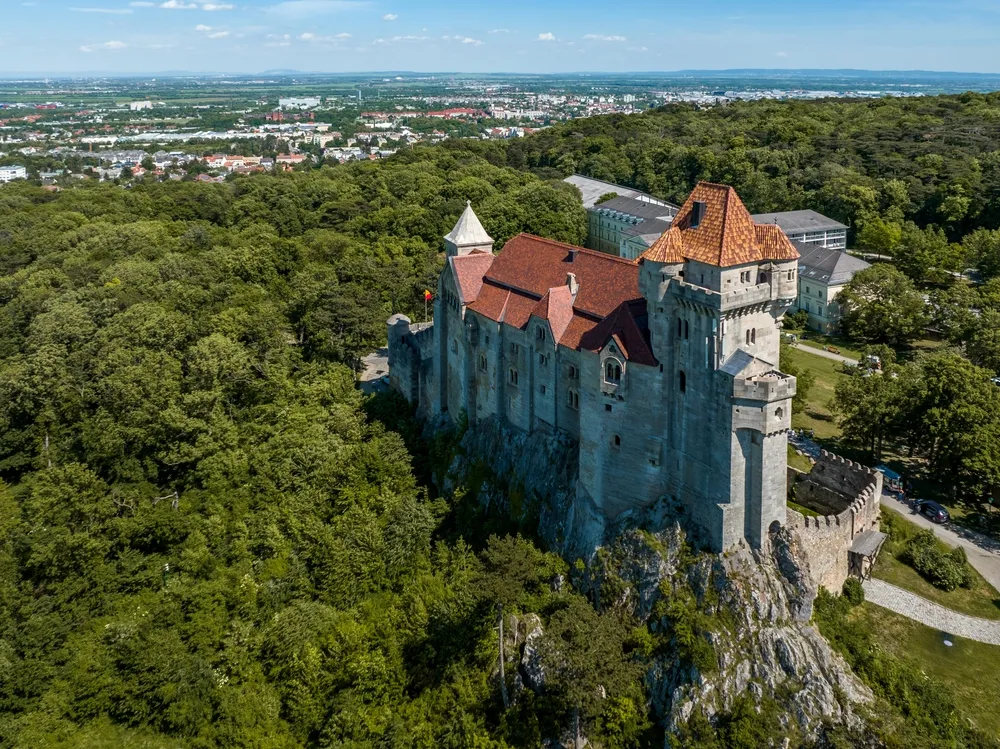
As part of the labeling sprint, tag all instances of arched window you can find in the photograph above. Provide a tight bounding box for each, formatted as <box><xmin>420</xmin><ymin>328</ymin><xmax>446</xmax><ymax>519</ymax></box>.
<box><xmin>746</xmin><ymin>330</ymin><xmax>750</xmax><ymax>345</ymax></box>
<box><xmin>613</xmin><ymin>434</ymin><xmax>621</xmax><ymax>447</ymax></box>
<box><xmin>775</xmin><ymin>407</ymin><xmax>784</xmax><ymax>419</ymax></box>
<box><xmin>751</xmin><ymin>328</ymin><xmax>756</xmax><ymax>344</ymax></box>
<box><xmin>679</xmin><ymin>370</ymin><xmax>686</xmax><ymax>392</ymax></box>
<box><xmin>508</xmin><ymin>368</ymin><xmax>518</xmax><ymax>386</ymax></box>
<box><xmin>677</xmin><ymin>317</ymin><xmax>682</xmax><ymax>338</ymax></box>
<box><xmin>683</xmin><ymin>320</ymin><xmax>689</xmax><ymax>340</ymax></box>
<box><xmin>604</xmin><ymin>359</ymin><xmax>622</xmax><ymax>383</ymax></box>
<box><xmin>759</xmin><ymin>272</ymin><xmax>767</xmax><ymax>284</ymax></box>
<box><xmin>479</xmin><ymin>354</ymin><xmax>488</xmax><ymax>371</ymax></box>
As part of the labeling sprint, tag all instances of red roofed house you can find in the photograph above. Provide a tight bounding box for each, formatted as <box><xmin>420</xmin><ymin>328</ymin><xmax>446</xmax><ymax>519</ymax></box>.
<box><xmin>389</xmin><ymin>183</ymin><xmax>803</xmax><ymax>553</ymax></box>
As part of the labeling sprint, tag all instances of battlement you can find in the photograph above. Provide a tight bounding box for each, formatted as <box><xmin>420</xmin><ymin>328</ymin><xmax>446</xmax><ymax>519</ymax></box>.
<box><xmin>732</xmin><ymin>371</ymin><xmax>796</xmax><ymax>403</ymax></box>
<box><xmin>721</xmin><ymin>282</ymin><xmax>773</xmax><ymax>311</ymax></box>
<box><xmin>787</xmin><ymin>449</ymin><xmax>883</xmax><ymax>592</ymax></box>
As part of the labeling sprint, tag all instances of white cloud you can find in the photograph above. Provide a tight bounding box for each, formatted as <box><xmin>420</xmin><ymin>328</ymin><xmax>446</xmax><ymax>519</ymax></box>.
<box><xmin>460</xmin><ymin>37</ymin><xmax>482</xmax><ymax>45</ymax></box>
<box><xmin>160</xmin><ymin>0</ymin><xmax>197</xmax><ymax>7</ymax></box>
<box><xmin>488</xmin><ymin>28</ymin><xmax>509</xmax><ymax>34</ymax></box>
<box><xmin>382</xmin><ymin>12</ymin><xmax>397</xmax><ymax>20</ymax></box>
<box><xmin>300</xmin><ymin>31</ymin><xmax>350</xmax><ymax>42</ymax></box>
<box><xmin>583</xmin><ymin>33</ymin><xmax>626</xmax><ymax>41</ymax></box>
<box><xmin>80</xmin><ymin>40</ymin><xmax>128</xmax><ymax>52</ymax></box>
<box><xmin>195</xmin><ymin>23</ymin><xmax>212</xmax><ymax>30</ymax></box>
<box><xmin>537</xmin><ymin>32</ymin><xmax>556</xmax><ymax>41</ymax></box>
<box><xmin>207</xmin><ymin>30</ymin><xmax>229</xmax><ymax>37</ymax></box>
<box><xmin>201</xmin><ymin>2</ymin><xmax>233</xmax><ymax>8</ymax></box>
<box><xmin>70</xmin><ymin>7</ymin><xmax>134</xmax><ymax>13</ymax></box>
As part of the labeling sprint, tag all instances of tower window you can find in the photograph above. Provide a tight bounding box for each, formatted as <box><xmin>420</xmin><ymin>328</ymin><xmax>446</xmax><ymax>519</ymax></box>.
<box><xmin>479</xmin><ymin>354</ymin><xmax>488</xmax><ymax>371</ymax></box>
<box><xmin>604</xmin><ymin>359</ymin><xmax>622</xmax><ymax>383</ymax></box>
<box><xmin>613</xmin><ymin>434</ymin><xmax>621</xmax><ymax>447</ymax></box>
<box><xmin>605</xmin><ymin>404</ymin><xmax>613</xmax><ymax>412</ymax></box>
<box><xmin>759</xmin><ymin>272</ymin><xmax>767</xmax><ymax>284</ymax></box>
<box><xmin>679</xmin><ymin>370</ymin><xmax>686</xmax><ymax>393</ymax></box>
<box><xmin>684</xmin><ymin>320</ymin><xmax>689</xmax><ymax>340</ymax></box>
<box><xmin>508</xmin><ymin>368</ymin><xmax>518</xmax><ymax>386</ymax></box>
<box><xmin>567</xmin><ymin>389</ymin><xmax>579</xmax><ymax>409</ymax></box>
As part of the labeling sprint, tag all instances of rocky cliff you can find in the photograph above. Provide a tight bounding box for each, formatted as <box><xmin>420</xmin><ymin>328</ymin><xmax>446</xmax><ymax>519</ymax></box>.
<box><xmin>445</xmin><ymin>417</ymin><xmax>873</xmax><ymax>742</ymax></box>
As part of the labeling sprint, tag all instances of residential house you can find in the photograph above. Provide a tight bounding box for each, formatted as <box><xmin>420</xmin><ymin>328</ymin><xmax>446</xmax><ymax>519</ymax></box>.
<box><xmin>792</xmin><ymin>242</ymin><xmax>871</xmax><ymax>332</ymax></box>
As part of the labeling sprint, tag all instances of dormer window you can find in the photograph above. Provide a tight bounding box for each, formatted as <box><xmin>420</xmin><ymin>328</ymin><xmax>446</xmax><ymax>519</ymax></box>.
<box><xmin>691</xmin><ymin>201</ymin><xmax>706</xmax><ymax>228</ymax></box>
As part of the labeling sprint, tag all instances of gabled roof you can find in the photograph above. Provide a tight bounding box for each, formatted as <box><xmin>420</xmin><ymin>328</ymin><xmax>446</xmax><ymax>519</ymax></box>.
<box><xmin>449</xmin><ymin>251</ymin><xmax>495</xmax><ymax>304</ymax></box>
<box><xmin>530</xmin><ymin>285</ymin><xmax>576</xmax><ymax>343</ymax></box>
<box><xmin>639</xmin><ymin>182</ymin><xmax>800</xmax><ymax>268</ymax></box>
<box><xmin>794</xmin><ymin>241</ymin><xmax>871</xmax><ymax>285</ymax></box>
<box><xmin>445</xmin><ymin>201</ymin><xmax>493</xmax><ymax>247</ymax></box>
<box><xmin>466</xmin><ymin>233</ymin><xmax>654</xmax><ymax>364</ymax></box>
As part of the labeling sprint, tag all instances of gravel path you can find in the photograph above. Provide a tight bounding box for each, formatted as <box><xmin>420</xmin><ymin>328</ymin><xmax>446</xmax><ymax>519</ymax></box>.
<box><xmin>789</xmin><ymin>341</ymin><xmax>858</xmax><ymax>365</ymax></box>
<box><xmin>863</xmin><ymin>579</ymin><xmax>1000</xmax><ymax>645</ymax></box>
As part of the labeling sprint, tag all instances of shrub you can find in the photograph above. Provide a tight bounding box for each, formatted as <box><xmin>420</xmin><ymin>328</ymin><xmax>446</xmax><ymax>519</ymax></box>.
<box><xmin>904</xmin><ymin>530</ymin><xmax>974</xmax><ymax>591</ymax></box>
<box><xmin>595</xmin><ymin>191</ymin><xmax>618</xmax><ymax>205</ymax></box>
<box><xmin>786</xmin><ymin>309</ymin><xmax>810</xmax><ymax>330</ymax></box>
<box><xmin>842</xmin><ymin>577</ymin><xmax>865</xmax><ymax>605</ymax></box>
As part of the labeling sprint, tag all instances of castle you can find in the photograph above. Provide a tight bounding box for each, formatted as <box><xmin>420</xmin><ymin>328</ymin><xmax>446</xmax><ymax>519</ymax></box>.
<box><xmin>389</xmin><ymin>181</ymin><xmax>817</xmax><ymax>554</ymax></box>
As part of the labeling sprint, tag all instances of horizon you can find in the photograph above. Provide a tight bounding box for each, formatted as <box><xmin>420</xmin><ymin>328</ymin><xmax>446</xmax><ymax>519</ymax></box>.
<box><xmin>4</xmin><ymin>0</ymin><xmax>1000</xmax><ymax>75</ymax></box>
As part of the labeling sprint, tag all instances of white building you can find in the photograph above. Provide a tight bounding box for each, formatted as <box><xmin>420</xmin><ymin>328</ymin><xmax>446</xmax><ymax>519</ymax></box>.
<box><xmin>751</xmin><ymin>210</ymin><xmax>848</xmax><ymax>250</ymax></box>
<box><xmin>278</xmin><ymin>97</ymin><xmax>321</xmax><ymax>110</ymax></box>
<box><xmin>0</xmin><ymin>165</ymin><xmax>27</xmax><ymax>183</ymax></box>
<box><xmin>129</xmin><ymin>101</ymin><xmax>154</xmax><ymax>111</ymax></box>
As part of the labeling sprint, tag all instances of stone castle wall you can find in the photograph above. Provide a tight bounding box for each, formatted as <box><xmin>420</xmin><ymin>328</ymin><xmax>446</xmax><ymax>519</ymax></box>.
<box><xmin>787</xmin><ymin>451</ymin><xmax>883</xmax><ymax>592</ymax></box>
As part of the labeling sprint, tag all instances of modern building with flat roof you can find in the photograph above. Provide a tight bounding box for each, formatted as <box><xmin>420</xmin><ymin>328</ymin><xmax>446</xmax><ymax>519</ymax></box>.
<box><xmin>564</xmin><ymin>173</ymin><xmax>673</xmax><ymax>209</ymax></box>
<box><xmin>792</xmin><ymin>242</ymin><xmax>871</xmax><ymax>332</ymax></box>
<box><xmin>586</xmin><ymin>194</ymin><xmax>679</xmax><ymax>255</ymax></box>
<box><xmin>751</xmin><ymin>209</ymin><xmax>848</xmax><ymax>250</ymax></box>
<box><xmin>0</xmin><ymin>165</ymin><xmax>26</xmax><ymax>183</ymax></box>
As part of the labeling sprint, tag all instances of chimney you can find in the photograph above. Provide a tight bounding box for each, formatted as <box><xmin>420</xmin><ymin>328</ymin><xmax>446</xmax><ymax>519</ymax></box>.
<box><xmin>566</xmin><ymin>272</ymin><xmax>579</xmax><ymax>296</ymax></box>
<box><xmin>568</xmin><ymin>249</ymin><xmax>578</xmax><ymax>263</ymax></box>
<box><xmin>691</xmin><ymin>201</ymin><xmax>707</xmax><ymax>228</ymax></box>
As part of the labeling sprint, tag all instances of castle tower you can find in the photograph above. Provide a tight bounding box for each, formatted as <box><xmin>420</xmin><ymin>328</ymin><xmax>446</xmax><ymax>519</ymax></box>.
<box><xmin>444</xmin><ymin>201</ymin><xmax>494</xmax><ymax>257</ymax></box>
<box><xmin>637</xmin><ymin>182</ymin><xmax>799</xmax><ymax>552</ymax></box>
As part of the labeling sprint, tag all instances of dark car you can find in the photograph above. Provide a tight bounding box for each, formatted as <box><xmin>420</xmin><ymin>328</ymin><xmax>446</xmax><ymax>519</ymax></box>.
<box><xmin>915</xmin><ymin>499</ymin><xmax>950</xmax><ymax>524</ymax></box>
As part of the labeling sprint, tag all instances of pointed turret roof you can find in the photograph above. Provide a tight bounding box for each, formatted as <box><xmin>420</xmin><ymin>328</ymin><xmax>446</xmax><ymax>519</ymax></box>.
<box><xmin>445</xmin><ymin>201</ymin><xmax>493</xmax><ymax>247</ymax></box>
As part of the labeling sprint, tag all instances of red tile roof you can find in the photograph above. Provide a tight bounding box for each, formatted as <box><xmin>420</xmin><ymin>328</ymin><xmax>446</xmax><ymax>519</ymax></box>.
<box><xmin>467</xmin><ymin>233</ymin><xmax>654</xmax><ymax>363</ymax></box>
<box><xmin>639</xmin><ymin>182</ymin><xmax>799</xmax><ymax>268</ymax></box>
<box><xmin>449</xmin><ymin>251</ymin><xmax>494</xmax><ymax>304</ymax></box>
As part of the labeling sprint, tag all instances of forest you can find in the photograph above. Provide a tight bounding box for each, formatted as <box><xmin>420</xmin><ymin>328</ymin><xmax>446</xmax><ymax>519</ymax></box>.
<box><xmin>3</xmin><ymin>93</ymin><xmax>1000</xmax><ymax>747</ymax></box>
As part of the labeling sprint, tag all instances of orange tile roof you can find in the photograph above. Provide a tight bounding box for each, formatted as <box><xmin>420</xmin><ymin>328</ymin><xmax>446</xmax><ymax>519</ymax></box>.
<box><xmin>639</xmin><ymin>182</ymin><xmax>799</xmax><ymax>268</ymax></box>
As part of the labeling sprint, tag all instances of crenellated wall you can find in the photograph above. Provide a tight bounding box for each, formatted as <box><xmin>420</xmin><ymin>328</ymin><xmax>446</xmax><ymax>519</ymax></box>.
<box><xmin>387</xmin><ymin>314</ymin><xmax>437</xmax><ymax>420</ymax></box>
<box><xmin>787</xmin><ymin>450</ymin><xmax>883</xmax><ymax>592</ymax></box>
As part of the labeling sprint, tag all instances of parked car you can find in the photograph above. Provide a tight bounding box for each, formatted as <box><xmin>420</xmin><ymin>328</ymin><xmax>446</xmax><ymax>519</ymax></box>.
<box><xmin>914</xmin><ymin>499</ymin><xmax>950</xmax><ymax>524</ymax></box>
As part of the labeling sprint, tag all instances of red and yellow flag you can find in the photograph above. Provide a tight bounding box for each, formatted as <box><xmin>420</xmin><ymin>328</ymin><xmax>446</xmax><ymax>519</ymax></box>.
<box><xmin>423</xmin><ymin>289</ymin><xmax>432</xmax><ymax>301</ymax></box>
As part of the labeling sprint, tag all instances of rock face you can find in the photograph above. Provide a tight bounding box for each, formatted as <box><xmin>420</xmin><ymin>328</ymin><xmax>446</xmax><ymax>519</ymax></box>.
<box><xmin>446</xmin><ymin>417</ymin><xmax>873</xmax><ymax>740</ymax></box>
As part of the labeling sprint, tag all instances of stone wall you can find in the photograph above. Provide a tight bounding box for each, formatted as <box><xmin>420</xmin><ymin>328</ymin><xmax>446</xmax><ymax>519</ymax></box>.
<box><xmin>787</xmin><ymin>451</ymin><xmax>883</xmax><ymax>592</ymax></box>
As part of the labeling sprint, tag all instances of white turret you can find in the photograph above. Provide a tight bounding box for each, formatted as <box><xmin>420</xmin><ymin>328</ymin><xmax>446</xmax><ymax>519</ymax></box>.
<box><xmin>444</xmin><ymin>201</ymin><xmax>494</xmax><ymax>257</ymax></box>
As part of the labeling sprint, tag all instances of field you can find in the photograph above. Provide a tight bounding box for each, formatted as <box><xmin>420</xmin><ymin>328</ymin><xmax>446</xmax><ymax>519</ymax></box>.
<box><xmin>852</xmin><ymin>602</ymin><xmax>1000</xmax><ymax>738</ymax></box>
<box><xmin>784</xmin><ymin>345</ymin><xmax>847</xmax><ymax>440</ymax></box>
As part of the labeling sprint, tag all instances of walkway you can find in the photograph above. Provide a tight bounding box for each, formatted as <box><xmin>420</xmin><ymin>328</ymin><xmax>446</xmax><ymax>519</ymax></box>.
<box><xmin>880</xmin><ymin>493</ymin><xmax>1000</xmax><ymax>593</ymax></box>
<box><xmin>789</xmin><ymin>341</ymin><xmax>858</xmax><ymax>366</ymax></box>
<box><xmin>863</xmin><ymin>579</ymin><xmax>1000</xmax><ymax>645</ymax></box>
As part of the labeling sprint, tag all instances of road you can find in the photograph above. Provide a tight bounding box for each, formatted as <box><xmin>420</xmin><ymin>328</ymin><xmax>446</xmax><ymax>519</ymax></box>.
<box><xmin>881</xmin><ymin>492</ymin><xmax>1000</xmax><ymax>593</ymax></box>
<box><xmin>358</xmin><ymin>348</ymin><xmax>390</xmax><ymax>395</ymax></box>
<box><xmin>863</xmin><ymin>578</ymin><xmax>1000</xmax><ymax>644</ymax></box>
<box><xmin>789</xmin><ymin>341</ymin><xmax>858</xmax><ymax>366</ymax></box>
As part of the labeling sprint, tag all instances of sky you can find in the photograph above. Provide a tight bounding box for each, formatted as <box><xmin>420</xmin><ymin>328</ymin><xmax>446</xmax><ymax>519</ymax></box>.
<box><xmin>1</xmin><ymin>0</ymin><xmax>1000</xmax><ymax>75</ymax></box>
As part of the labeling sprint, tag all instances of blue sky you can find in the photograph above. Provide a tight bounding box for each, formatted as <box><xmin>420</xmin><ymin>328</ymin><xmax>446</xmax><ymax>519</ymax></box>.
<box><xmin>2</xmin><ymin>0</ymin><xmax>1000</xmax><ymax>74</ymax></box>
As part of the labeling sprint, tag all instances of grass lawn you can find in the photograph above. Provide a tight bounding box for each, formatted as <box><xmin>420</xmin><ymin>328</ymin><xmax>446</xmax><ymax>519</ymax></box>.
<box><xmin>787</xmin><ymin>443</ymin><xmax>814</xmax><ymax>473</ymax></box>
<box><xmin>851</xmin><ymin>602</ymin><xmax>1000</xmax><ymax>738</ymax></box>
<box><xmin>784</xmin><ymin>346</ymin><xmax>847</xmax><ymax>440</ymax></box>
<box><xmin>796</xmin><ymin>333</ymin><xmax>864</xmax><ymax>361</ymax></box>
<box><xmin>872</xmin><ymin>509</ymin><xmax>1000</xmax><ymax>620</ymax></box>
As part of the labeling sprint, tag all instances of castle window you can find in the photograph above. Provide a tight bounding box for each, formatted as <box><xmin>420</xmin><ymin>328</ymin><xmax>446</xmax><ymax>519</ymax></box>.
<box><xmin>604</xmin><ymin>359</ymin><xmax>622</xmax><ymax>383</ymax></box>
<box><xmin>568</xmin><ymin>364</ymin><xmax>578</xmax><ymax>379</ymax></box>
<box><xmin>679</xmin><ymin>370</ymin><xmax>686</xmax><ymax>392</ymax></box>
<box><xmin>567</xmin><ymin>389</ymin><xmax>579</xmax><ymax>409</ymax></box>
<box><xmin>677</xmin><ymin>318</ymin><xmax>682</xmax><ymax>338</ymax></box>
<box><xmin>508</xmin><ymin>368</ymin><xmax>518</xmax><ymax>387</ymax></box>
<box><xmin>605</xmin><ymin>404</ymin><xmax>612</xmax><ymax>412</ymax></box>
<box><xmin>540</xmin><ymin>385</ymin><xmax>546</xmax><ymax>395</ymax></box>
<box><xmin>536</xmin><ymin>326</ymin><xmax>546</xmax><ymax>342</ymax></box>
<box><xmin>759</xmin><ymin>272</ymin><xmax>767</xmax><ymax>284</ymax></box>
<box><xmin>684</xmin><ymin>320</ymin><xmax>689</xmax><ymax>340</ymax></box>
<box><xmin>479</xmin><ymin>354</ymin><xmax>488</xmax><ymax>372</ymax></box>
<box><xmin>613</xmin><ymin>434</ymin><xmax>621</xmax><ymax>448</ymax></box>
<box><xmin>510</xmin><ymin>342</ymin><xmax>518</xmax><ymax>354</ymax></box>
<box><xmin>485</xmin><ymin>334</ymin><xmax>490</xmax><ymax>345</ymax></box>
<box><xmin>775</xmin><ymin>407</ymin><xmax>784</xmax><ymax>419</ymax></box>
<box><xmin>752</xmin><ymin>329</ymin><xmax>756</xmax><ymax>344</ymax></box>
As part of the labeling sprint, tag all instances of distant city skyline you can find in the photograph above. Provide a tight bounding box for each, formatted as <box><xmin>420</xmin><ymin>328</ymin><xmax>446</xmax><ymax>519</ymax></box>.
<box><xmin>2</xmin><ymin>0</ymin><xmax>1000</xmax><ymax>75</ymax></box>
